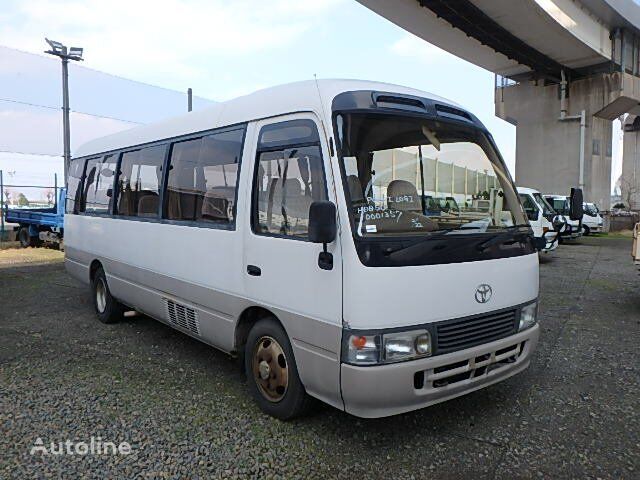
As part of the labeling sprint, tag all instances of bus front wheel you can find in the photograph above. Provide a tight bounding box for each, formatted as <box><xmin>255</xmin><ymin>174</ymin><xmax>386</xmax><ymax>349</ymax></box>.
<box><xmin>244</xmin><ymin>317</ymin><xmax>312</xmax><ymax>420</ymax></box>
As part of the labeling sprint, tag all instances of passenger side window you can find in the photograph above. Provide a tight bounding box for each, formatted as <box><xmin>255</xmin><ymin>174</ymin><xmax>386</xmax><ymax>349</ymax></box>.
<box><xmin>166</xmin><ymin>128</ymin><xmax>244</xmax><ymax>225</ymax></box>
<box><xmin>116</xmin><ymin>145</ymin><xmax>165</xmax><ymax>217</ymax></box>
<box><xmin>253</xmin><ymin>120</ymin><xmax>327</xmax><ymax>238</ymax></box>
<box><xmin>66</xmin><ymin>158</ymin><xmax>86</xmax><ymax>214</ymax></box>
<box><xmin>83</xmin><ymin>155</ymin><xmax>117</xmax><ymax>214</ymax></box>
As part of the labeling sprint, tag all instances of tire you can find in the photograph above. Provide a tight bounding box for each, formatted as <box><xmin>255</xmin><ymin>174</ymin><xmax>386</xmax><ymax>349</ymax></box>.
<box><xmin>582</xmin><ymin>225</ymin><xmax>590</xmax><ymax>236</ymax></box>
<box><xmin>18</xmin><ymin>227</ymin><xmax>32</xmax><ymax>248</ymax></box>
<box><xmin>244</xmin><ymin>317</ymin><xmax>312</xmax><ymax>420</ymax></box>
<box><xmin>91</xmin><ymin>267</ymin><xmax>124</xmax><ymax>324</ymax></box>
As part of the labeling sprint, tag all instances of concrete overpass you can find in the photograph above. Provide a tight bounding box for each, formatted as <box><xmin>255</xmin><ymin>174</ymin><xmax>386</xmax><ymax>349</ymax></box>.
<box><xmin>358</xmin><ymin>0</ymin><xmax>640</xmax><ymax>209</ymax></box>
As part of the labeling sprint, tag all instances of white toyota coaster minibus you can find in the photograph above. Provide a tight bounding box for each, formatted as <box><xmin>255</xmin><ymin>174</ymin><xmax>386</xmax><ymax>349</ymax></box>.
<box><xmin>65</xmin><ymin>80</ymin><xmax>540</xmax><ymax>419</ymax></box>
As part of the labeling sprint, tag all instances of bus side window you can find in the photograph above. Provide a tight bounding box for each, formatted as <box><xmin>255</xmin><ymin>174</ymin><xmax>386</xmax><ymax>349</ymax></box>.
<box><xmin>253</xmin><ymin>146</ymin><xmax>327</xmax><ymax>238</ymax></box>
<box><xmin>116</xmin><ymin>145</ymin><xmax>165</xmax><ymax>218</ymax></box>
<box><xmin>84</xmin><ymin>154</ymin><xmax>117</xmax><ymax>214</ymax></box>
<box><xmin>166</xmin><ymin>128</ymin><xmax>244</xmax><ymax>226</ymax></box>
<box><xmin>252</xmin><ymin>119</ymin><xmax>327</xmax><ymax>239</ymax></box>
<box><xmin>66</xmin><ymin>158</ymin><xmax>87</xmax><ymax>214</ymax></box>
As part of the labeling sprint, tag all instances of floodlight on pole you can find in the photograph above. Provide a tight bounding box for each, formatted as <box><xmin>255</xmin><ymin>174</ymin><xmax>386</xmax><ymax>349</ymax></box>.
<box><xmin>44</xmin><ymin>38</ymin><xmax>84</xmax><ymax>182</ymax></box>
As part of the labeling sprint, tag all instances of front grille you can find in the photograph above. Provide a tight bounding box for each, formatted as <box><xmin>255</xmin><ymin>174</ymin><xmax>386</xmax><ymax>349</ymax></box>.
<box><xmin>435</xmin><ymin>309</ymin><xmax>517</xmax><ymax>354</ymax></box>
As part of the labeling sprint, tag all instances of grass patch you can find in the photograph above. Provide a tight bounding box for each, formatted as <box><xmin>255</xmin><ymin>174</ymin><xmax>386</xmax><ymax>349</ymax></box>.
<box><xmin>0</xmin><ymin>247</ymin><xmax>63</xmax><ymax>268</ymax></box>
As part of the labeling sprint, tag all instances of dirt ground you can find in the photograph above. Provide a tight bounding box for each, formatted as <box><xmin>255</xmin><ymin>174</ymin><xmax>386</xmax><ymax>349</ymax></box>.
<box><xmin>1</xmin><ymin>236</ymin><xmax>638</xmax><ymax>478</ymax></box>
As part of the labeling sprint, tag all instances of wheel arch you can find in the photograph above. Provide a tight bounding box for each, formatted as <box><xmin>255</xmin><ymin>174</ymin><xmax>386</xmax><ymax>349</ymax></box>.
<box><xmin>234</xmin><ymin>305</ymin><xmax>285</xmax><ymax>354</ymax></box>
<box><xmin>89</xmin><ymin>259</ymin><xmax>103</xmax><ymax>282</ymax></box>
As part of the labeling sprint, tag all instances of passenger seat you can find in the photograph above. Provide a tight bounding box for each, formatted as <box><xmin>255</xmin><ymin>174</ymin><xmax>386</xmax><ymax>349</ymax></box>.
<box><xmin>137</xmin><ymin>192</ymin><xmax>159</xmax><ymax>217</ymax></box>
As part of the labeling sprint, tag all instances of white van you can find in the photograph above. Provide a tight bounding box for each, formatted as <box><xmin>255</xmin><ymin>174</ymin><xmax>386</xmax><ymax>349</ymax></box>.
<box><xmin>582</xmin><ymin>202</ymin><xmax>603</xmax><ymax>234</ymax></box>
<box><xmin>517</xmin><ymin>187</ymin><xmax>561</xmax><ymax>253</ymax></box>
<box><xmin>544</xmin><ymin>194</ymin><xmax>582</xmax><ymax>241</ymax></box>
<box><xmin>65</xmin><ymin>80</ymin><xmax>540</xmax><ymax>419</ymax></box>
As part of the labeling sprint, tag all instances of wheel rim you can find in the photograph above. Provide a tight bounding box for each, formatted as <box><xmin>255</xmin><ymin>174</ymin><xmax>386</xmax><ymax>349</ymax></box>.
<box><xmin>95</xmin><ymin>278</ymin><xmax>107</xmax><ymax>313</ymax></box>
<box><xmin>252</xmin><ymin>335</ymin><xmax>289</xmax><ymax>402</ymax></box>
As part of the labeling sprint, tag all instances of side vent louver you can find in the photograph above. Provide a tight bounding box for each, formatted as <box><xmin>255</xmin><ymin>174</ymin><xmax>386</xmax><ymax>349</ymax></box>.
<box><xmin>164</xmin><ymin>298</ymin><xmax>200</xmax><ymax>336</ymax></box>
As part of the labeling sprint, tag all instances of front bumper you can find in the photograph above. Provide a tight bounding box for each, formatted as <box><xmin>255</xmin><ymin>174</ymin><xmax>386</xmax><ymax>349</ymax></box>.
<box><xmin>561</xmin><ymin>224</ymin><xmax>582</xmax><ymax>239</ymax></box>
<box><xmin>341</xmin><ymin>324</ymin><xmax>540</xmax><ymax>418</ymax></box>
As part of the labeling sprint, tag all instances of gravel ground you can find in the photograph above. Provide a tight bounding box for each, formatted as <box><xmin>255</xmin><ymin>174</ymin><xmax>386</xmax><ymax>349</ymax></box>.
<box><xmin>1</xmin><ymin>236</ymin><xmax>638</xmax><ymax>479</ymax></box>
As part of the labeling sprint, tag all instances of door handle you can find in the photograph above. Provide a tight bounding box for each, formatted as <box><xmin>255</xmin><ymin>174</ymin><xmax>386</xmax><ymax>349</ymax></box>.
<box><xmin>247</xmin><ymin>265</ymin><xmax>261</xmax><ymax>276</ymax></box>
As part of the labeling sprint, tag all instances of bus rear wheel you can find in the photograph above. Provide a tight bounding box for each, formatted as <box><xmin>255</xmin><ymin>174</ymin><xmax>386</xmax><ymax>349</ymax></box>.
<box><xmin>244</xmin><ymin>317</ymin><xmax>312</xmax><ymax>420</ymax></box>
<box><xmin>91</xmin><ymin>267</ymin><xmax>124</xmax><ymax>324</ymax></box>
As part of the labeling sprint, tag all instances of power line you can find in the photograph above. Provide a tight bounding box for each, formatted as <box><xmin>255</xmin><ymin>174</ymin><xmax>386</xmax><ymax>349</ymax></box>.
<box><xmin>0</xmin><ymin>97</ymin><xmax>143</xmax><ymax>125</ymax></box>
<box><xmin>1</xmin><ymin>44</ymin><xmax>213</xmax><ymax>101</ymax></box>
<box><xmin>0</xmin><ymin>149</ymin><xmax>62</xmax><ymax>157</ymax></box>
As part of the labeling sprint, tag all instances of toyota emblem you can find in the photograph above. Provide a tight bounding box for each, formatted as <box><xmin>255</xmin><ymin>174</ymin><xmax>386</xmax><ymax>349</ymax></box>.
<box><xmin>475</xmin><ymin>284</ymin><xmax>493</xmax><ymax>303</ymax></box>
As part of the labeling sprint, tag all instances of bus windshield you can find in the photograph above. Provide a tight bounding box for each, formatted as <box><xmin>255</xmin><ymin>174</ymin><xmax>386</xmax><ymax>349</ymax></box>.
<box><xmin>335</xmin><ymin>113</ymin><xmax>525</xmax><ymax>238</ymax></box>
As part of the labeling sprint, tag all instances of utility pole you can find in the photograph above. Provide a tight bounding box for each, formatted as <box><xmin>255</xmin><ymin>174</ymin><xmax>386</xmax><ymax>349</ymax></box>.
<box><xmin>45</xmin><ymin>38</ymin><xmax>83</xmax><ymax>182</ymax></box>
<box><xmin>187</xmin><ymin>88</ymin><xmax>193</xmax><ymax>112</ymax></box>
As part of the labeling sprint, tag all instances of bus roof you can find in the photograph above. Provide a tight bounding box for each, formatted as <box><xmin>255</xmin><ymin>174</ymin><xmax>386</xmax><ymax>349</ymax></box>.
<box><xmin>74</xmin><ymin>79</ymin><xmax>461</xmax><ymax>158</ymax></box>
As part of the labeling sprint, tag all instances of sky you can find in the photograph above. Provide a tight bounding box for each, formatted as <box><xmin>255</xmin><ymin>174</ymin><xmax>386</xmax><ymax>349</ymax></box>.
<box><xmin>0</xmin><ymin>0</ymin><xmax>623</xmax><ymax>200</ymax></box>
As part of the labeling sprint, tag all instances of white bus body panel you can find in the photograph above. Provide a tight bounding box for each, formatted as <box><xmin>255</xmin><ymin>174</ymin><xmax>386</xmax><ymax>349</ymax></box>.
<box><xmin>65</xmin><ymin>215</ymin><xmax>244</xmax><ymax>350</ymax></box>
<box><xmin>342</xmin><ymin>251</ymin><xmax>538</xmax><ymax>330</ymax></box>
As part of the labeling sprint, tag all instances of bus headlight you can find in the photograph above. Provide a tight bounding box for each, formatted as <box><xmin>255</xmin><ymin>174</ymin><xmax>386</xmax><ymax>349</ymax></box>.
<box><xmin>518</xmin><ymin>302</ymin><xmax>538</xmax><ymax>331</ymax></box>
<box><xmin>344</xmin><ymin>329</ymin><xmax>431</xmax><ymax>365</ymax></box>
<box><xmin>383</xmin><ymin>330</ymin><xmax>431</xmax><ymax>362</ymax></box>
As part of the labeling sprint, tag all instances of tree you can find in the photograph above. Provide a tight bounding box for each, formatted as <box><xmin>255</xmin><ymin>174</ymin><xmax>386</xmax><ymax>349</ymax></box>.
<box><xmin>17</xmin><ymin>193</ymin><xmax>29</xmax><ymax>207</ymax></box>
<box><xmin>618</xmin><ymin>175</ymin><xmax>638</xmax><ymax>211</ymax></box>
<box><xmin>45</xmin><ymin>189</ymin><xmax>54</xmax><ymax>205</ymax></box>
<box><xmin>4</xmin><ymin>189</ymin><xmax>12</xmax><ymax>206</ymax></box>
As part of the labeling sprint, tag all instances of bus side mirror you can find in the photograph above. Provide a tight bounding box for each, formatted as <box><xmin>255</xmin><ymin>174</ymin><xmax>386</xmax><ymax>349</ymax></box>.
<box><xmin>309</xmin><ymin>201</ymin><xmax>337</xmax><ymax>270</ymax></box>
<box><xmin>569</xmin><ymin>188</ymin><xmax>583</xmax><ymax>221</ymax></box>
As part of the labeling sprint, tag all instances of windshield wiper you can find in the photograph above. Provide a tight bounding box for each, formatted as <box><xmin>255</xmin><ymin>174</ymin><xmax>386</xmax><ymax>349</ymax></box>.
<box><xmin>476</xmin><ymin>224</ymin><xmax>532</xmax><ymax>252</ymax></box>
<box><xmin>383</xmin><ymin>224</ymin><xmax>530</xmax><ymax>257</ymax></box>
<box><xmin>382</xmin><ymin>225</ymin><xmax>491</xmax><ymax>257</ymax></box>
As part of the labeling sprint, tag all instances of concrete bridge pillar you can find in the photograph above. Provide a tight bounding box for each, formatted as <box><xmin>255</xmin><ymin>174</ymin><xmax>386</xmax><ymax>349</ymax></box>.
<box><xmin>621</xmin><ymin>115</ymin><xmax>640</xmax><ymax>210</ymax></box>
<box><xmin>496</xmin><ymin>74</ymin><xmax>615</xmax><ymax>209</ymax></box>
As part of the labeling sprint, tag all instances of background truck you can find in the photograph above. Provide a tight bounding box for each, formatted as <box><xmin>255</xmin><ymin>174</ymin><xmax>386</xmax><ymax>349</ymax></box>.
<box><xmin>544</xmin><ymin>193</ymin><xmax>582</xmax><ymax>241</ymax></box>
<box><xmin>3</xmin><ymin>188</ymin><xmax>65</xmax><ymax>249</ymax></box>
<box><xmin>582</xmin><ymin>202</ymin><xmax>603</xmax><ymax>235</ymax></box>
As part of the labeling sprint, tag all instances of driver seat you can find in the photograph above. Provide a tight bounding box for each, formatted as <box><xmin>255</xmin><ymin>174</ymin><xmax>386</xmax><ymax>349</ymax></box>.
<box><xmin>387</xmin><ymin>180</ymin><xmax>422</xmax><ymax>212</ymax></box>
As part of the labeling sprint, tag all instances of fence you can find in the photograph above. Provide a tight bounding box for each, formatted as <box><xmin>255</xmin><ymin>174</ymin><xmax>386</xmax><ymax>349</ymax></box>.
<box><xmin>0</xmin><ymin>170</ymin><xmax>59</xmax><ymax>242</ymax></box>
